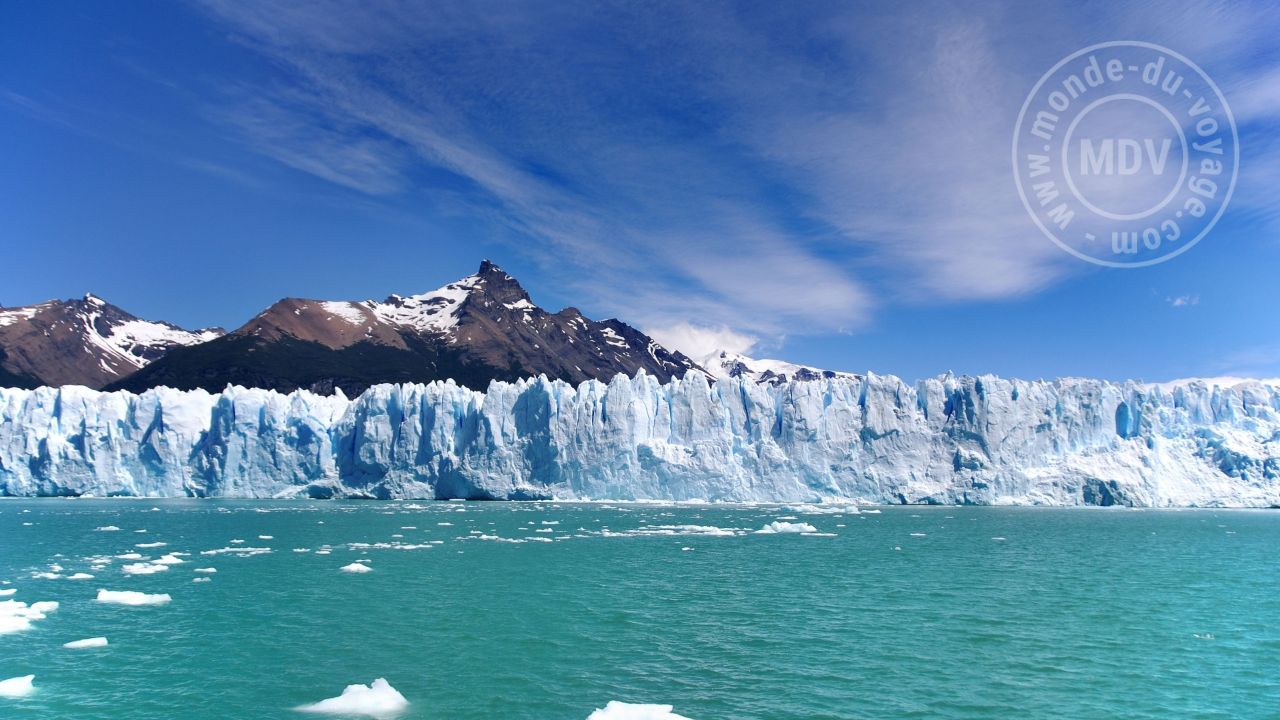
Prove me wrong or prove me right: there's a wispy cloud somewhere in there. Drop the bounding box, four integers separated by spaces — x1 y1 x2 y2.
1166 294 1199 308
187 0 1280 353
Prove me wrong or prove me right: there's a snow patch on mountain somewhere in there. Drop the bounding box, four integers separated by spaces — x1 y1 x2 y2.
365 274 481 334
700 350 855 384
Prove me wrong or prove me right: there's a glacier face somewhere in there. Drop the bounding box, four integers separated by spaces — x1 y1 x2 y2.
1 372 1278 506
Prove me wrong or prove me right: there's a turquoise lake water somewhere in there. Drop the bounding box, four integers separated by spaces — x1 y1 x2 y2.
1 500 1277 719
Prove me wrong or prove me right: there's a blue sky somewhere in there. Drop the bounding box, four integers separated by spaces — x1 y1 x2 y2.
2 0 1278 382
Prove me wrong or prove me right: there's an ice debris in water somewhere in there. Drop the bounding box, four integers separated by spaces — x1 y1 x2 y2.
755 521 817 534
340 563 373 574
96 590 171 606
587 701 695 719
63 637 108 649
0 675 35 698
121 563 168 575
0 600 58 634
295 678 408 717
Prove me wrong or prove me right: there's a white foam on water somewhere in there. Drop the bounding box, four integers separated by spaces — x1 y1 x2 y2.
0 674 35 698
587 701 695 719
295 678 408 717
755 521 818 534
96 590 171 606
340 563 373 574
63 637 108 649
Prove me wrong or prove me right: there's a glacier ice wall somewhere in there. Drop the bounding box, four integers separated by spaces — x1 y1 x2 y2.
1 372 1278 506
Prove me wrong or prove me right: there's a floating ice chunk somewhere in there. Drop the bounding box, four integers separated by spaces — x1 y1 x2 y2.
95 526 121 532
115 553 144 560
587 701 694 719
340 563 373 574
152 554 184 565
755 521 817 534
0 589 13 597
0 675 35 698
31 572 62 580
96 590 171 606
295 678 407 717
258 535 273 540
67 573 95 580
193 567 217 573
0 600 57 634
909 533 927 537
293 548 311 553
122 563 168 575
63 637 108 649
992 537 1006 541
135 542 166 548
193 577 211 583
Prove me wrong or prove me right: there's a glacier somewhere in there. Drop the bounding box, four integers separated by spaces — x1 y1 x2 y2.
0 372 1278 506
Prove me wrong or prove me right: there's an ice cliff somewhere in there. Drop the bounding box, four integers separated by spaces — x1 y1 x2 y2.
1 372 1278 506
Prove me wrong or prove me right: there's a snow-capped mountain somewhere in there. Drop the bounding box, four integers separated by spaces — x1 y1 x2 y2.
110 261 701 395
700 350 856 384
0 294 223 389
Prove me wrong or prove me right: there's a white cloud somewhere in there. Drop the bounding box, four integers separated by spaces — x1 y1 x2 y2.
189 0 1280 346
1167 294 1199 307
644 322 757 361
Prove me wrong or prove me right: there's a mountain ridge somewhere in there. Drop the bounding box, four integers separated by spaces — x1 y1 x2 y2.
105 261 703 395
0 294 223 389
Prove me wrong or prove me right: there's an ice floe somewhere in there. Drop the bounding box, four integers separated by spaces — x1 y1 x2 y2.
295 678 407 717
340 563 373 574
0 600 58 634
121 562 168 575
755 521 818 534
587 701 694 719
63 637 108 649
95 525 121 532
96 590 171 606
0 675 35 698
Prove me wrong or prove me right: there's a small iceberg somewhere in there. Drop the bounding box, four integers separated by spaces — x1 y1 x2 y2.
295 678 407 717
587 701 695 719
755 521 817 534
64 637 108 649
0 675 34 698
340 563 373 574
96 590 171 606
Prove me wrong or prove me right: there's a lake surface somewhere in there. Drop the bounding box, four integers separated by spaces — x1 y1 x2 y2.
1 500 1277 719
